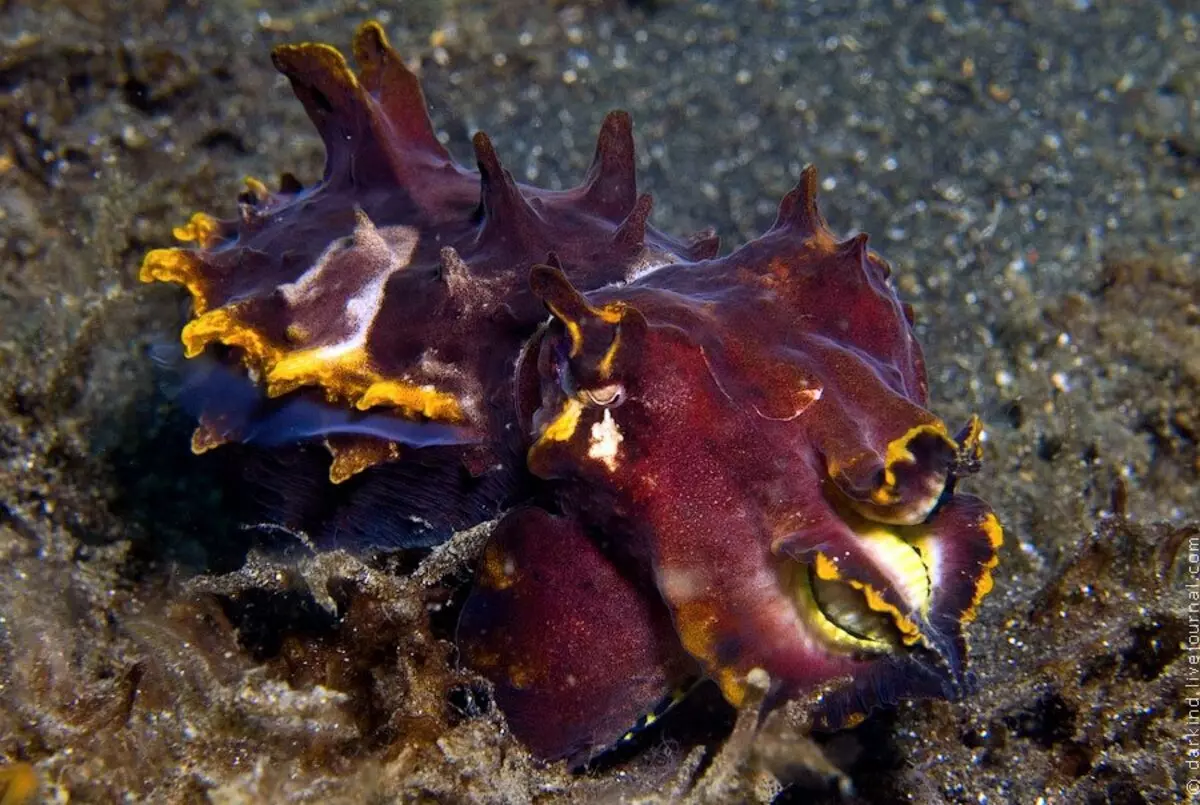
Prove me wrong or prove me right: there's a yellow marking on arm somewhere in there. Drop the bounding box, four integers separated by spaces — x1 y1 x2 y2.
957 414 984 460
847 580 922 645
880 422 952 491
670 596 752 707
546 302 585 357
546 298 626 359
788 562 894 653
853 521 934 615
960 513 1003 624
869 486 899 506
811 550 924 645
672 599 734 699
981 512 1004 549
715 668 749 707
594 303 625 324
813 552 841 581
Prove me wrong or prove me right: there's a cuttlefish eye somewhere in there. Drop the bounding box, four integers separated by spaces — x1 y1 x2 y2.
584 383 625 407
544 319 626 408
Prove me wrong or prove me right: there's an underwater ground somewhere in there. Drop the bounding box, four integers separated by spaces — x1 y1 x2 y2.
0 0 1195 802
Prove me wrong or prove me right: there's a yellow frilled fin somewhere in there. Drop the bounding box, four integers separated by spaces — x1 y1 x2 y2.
263 343 370 399
171 211 223 248
180 306 284 366
191 417 233 455
536 398 584 445
174 303 467 425
325 436 401 484
261 344 464 422
356 380 463 421
139 248 212 314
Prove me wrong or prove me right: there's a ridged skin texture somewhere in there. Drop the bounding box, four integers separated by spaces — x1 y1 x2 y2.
142 22 1002 765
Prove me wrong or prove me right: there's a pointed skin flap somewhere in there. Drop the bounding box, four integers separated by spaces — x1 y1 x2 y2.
770 164 832 241
578 111 638 218
351 21 449 159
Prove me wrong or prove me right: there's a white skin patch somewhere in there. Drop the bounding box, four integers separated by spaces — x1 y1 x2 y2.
588 408 624 472
658 566 707 602
278 212 419 357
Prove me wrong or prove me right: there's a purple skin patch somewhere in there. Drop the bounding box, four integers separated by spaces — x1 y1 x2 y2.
142 22 1003 764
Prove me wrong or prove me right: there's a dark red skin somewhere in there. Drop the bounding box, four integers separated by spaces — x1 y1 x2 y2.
461 507 697 761
461 187 1000 763
143 23 1002 766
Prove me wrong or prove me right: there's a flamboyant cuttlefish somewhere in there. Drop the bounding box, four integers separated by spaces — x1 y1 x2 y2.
141 21 1003 765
